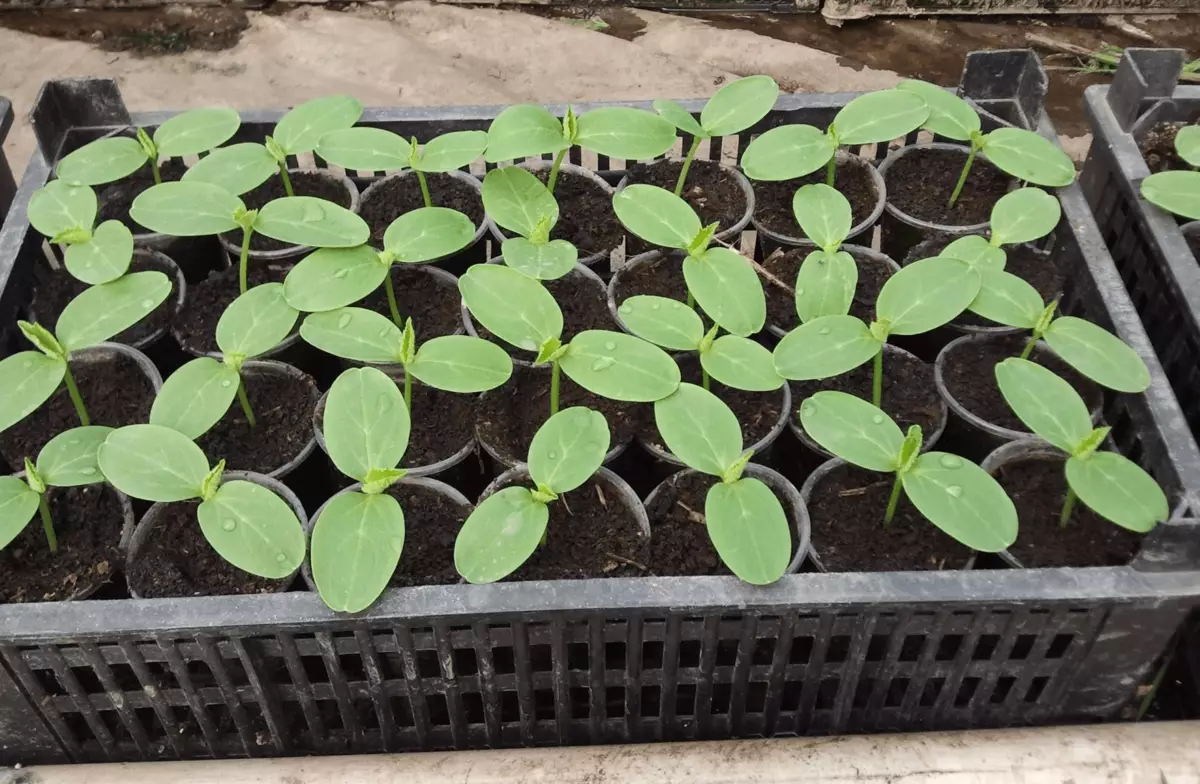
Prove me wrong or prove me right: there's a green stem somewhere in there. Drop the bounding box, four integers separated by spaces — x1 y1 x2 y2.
1019 332 1038 360
883 473 904 528
62 365 90 427
1058 486 1077 528
872 348 884 409
546 148 568 194
825 154 836 187
236 377 257 427
150 159 162 186
384 271 403 327
238 226 253 295
674 137 702 196
947 147 977 208
686 288 695 310
415 169 433 209
702 366 711 391
38 494 58 553
278 162 295 198
550 359 561 417
403 369 413 414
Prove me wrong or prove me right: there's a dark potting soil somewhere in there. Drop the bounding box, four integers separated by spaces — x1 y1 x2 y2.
511 168 623 258
195 366 317 474
808 462 973 572
502 473 649 581
128 500 291 597
644 471 798 576
98 158 187 231
752 158 879 239
995 458 1143 567
359 173 485 244
475 366 643 466
382 481 470 586
641 354 783 456
613 251 689 306
763 246 895 333
791 350 943 447
475 268 613 359
360 265 462 340
1140 121 1199 174
30 252 178 347
173 262 288 355
624 160 747 254
220 171 353 253
0 484 125 603
885 147 1013 227
0 352 155 470
940 336 1102 433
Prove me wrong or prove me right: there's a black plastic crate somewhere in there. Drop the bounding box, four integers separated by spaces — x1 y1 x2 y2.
0 98 15 227
1 51 1199 765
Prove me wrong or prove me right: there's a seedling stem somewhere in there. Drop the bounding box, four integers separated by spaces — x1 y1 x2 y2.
825 155 836 187
948 147 978 207
1059 486 1077 528
238 227 253 295
872 350 884 408
550 361 561 416
702 367 711 391
278 162 295 198
1019 336 1037 360
883 473 903 527
62 366 90 426
384 275 404 327
38 495 58 552
150 161 162 186
236 379 257 427
674 137 702 196
415 169 433 209
547 149 567 194
404 370 413 414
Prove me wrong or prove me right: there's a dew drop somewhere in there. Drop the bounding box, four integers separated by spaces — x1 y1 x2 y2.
591 357 616 372
604 341 617 351
378 327 390 338
68 439 81 446
547 451 558 460
939 455 962 469
818 326 831 335
520 339 537 351
376 395 392 414
651 302 661 311
140 299 155 309
337 312 353 329
670 301 683 309
333 269 349 279
946 485 963 498
391 537 404 554
871 414 884 425
302 202 326 222
222 518 237 532
801 403 817 418
79 466 97 476
796 288 805 297
22 360 33 370
276 552 288 563
220 379 233 388
619 304 633 315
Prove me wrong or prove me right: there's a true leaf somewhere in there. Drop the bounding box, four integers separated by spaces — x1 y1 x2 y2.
740 124 835 181
55 270 171 352
994 357 1093 452
896 80 980 141
982 128 1075 187
216 282 298 359
198 479 306 577
617 294 704 351
64 220 133 285
0 477 39 551
311 491 405 612
454 486 549 583
968 268 1043 328
685 247 766 336
130 181 243 236
20 322 62 357
875 256 980 336
1177 125 1200 167
560 330 680 402
575 107 676 160
55 137 147 186
482 166 558 238
792 184 852 252
325 366 410 481
254 197 369 248
706 478 791 585
0 352 66 433
408 335 514 393
612 184 700 249
653 382 743 475
1066 451 1168 533
150 357 240 440
501 238 577 280
1141 171 1200 220
315 127 409 171
527 407 610 494
654 99 705 138
773 315 881 380
903 452 1018 552
700 75 778 136
832 89 929 145
35 426 113 487
942 235 1005 270
795 249 857 323
301 307 402 364
383 207 476 262
701 335 783 392
1043 316 1150 393
28 180 97 238
989 187 1061 245
415 130 488 172
484 105 567 163
153 107 240 157
283 245 388 312
273 95 363 154
798 390 903 472
182 143 278 195
97 424 209 502
459 265 562 351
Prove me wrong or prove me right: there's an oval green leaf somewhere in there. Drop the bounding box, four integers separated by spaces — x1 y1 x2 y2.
150 357 240 440
35 426 113 487
1141 170 1200 220
416 130 488 173
274 95 363 154
792 184 852 252
575 107 676 160
409 335 514 393
1066 451 1168 533
0 352 67 434
740 124 835 181
832 89 929 146
876 256 980 336
216 282 299 359
501 238 577 280
706 477 791 585
989 187 1061 246
799 390 902 472
903 452 1018 552
896 80 980 141
325 366 411 481
130 181 243 236
254 196 370 248
0 476 39 551
654 99 705 138
454 486 549 583
795 249 857 323
300 307 402 365
56 270 171 352
316 127 409 171
653 382 743 475
484 104 567 163
968 268 1044 328
613 184 700 250
617 294 704 351
97 424 209 502
153 107 240 157
459 264 562 351
701 75 779 137
701 335 783 392
942 235 1005 270
198 479 306 578
182 143 278 195
773 315 881 380
312 490 405 612
483 166 558 238
284 245 388 312
64 219 133 285
1177 125 1200 168
686 247 766 336
994 357 1092 452
383 207 475 262
1043 316 1150 393
527 406 610 494
560 329 681 402
982 128 1075 187
28 180 97 238
55 137 147 186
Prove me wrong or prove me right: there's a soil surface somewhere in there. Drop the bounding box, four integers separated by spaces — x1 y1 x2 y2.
128 500 292 598
641 354 783 457
502 473 649 581
939 336 1102 433
359 172 485 245
995 458 1143 567
99 159 187 232
173 263 288 355
613 251 691 309
30 252 178 348
791 350 943 450
474 267 613 360
360 266 462 340
0 484 125 603
644 470 799 576
475 366 643 466
753 158 879 239
763 245 895 334
496 168 622 259
1140 121 1199 175
884 147 1012 227
624 160 746 254
0 352 155 470
807 462 973 572
221 171 353 253
195 365 317 474
374 481 470 587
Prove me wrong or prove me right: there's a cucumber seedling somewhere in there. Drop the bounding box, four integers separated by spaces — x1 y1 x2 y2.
741 88 929 187
784 183 867 324
98 424 306 578
938 187 1062 273
0 272 172 431
1139 125 1200 220
26 181 134 285
654 382 792 584
653 75 779 195
454 406 611 584
800 390 1018 552
482 166 577 280
895 80 1076 206
0 427 112 554
996 357 1168 531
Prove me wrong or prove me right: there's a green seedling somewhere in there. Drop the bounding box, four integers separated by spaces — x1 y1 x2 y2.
316 127 487 208
283 207 475 323
454 406 610 583
484 103 676 193
179 95 362 198
0 272 171 431
1140 125 1200 220
653 383 791 584
300 308 512 412
786 184 862 324
98 424 306 578
895 80 1076 207
130 181 369 294
0 427 112 554
939 187 1062 274
996 357 1167 531
773 256 981 406
310 367 414 613
613 184 766 336
741 88 929 186
27 181 134 285
459 264 680 416
54 107 241 187
618 295 782 392
150 283 298 437
482 167 577 279
654 75 779 196
800 390 1017 552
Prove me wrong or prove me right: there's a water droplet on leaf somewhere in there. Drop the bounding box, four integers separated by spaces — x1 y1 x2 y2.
140 299 155 309
945 485 963 498
651 302 661 311
801 403 817 417
591 357 615 372
796 288 805 297
618 304 632 315
378 328 390 338
302 202 326 222
220 379 233 388
68 439 80 445
871 414 884 424
222 518 237 532
939 455 962 469
79 466 97 476
604 341 616 351
333 269 349 279
337 313 353 329
818 326 831 335
670 301 683 309
376 395 392 413
547 451 558 460
520 339 537 351
276 552 288 563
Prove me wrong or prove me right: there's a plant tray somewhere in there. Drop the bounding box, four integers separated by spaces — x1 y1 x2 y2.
1 51 1199 765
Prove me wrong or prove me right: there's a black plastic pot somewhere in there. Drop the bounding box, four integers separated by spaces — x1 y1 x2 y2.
616 159 755 249
979 439 1066 570
217 359 319 481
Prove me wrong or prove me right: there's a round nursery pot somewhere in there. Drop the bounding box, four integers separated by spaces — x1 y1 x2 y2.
218 169 360 264
125 471 307 599
479 465 651 580
934 333 1103 461
642 463 810 577
172 261 294 361
617 159 755 253
789 344 948 461
607 250 686 334
349 265 464 368
800 457 976 572
751 150 886 258
359 169 488 276
488 160 621 269
0 342 163 471
761 242 900 339
301 475 474 594
463 259 612 367
981 439 1147 569
0 474 134 602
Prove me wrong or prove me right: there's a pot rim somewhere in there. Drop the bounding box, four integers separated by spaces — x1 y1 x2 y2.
359 168 489 264
877 142 998 235
616 157 756 242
